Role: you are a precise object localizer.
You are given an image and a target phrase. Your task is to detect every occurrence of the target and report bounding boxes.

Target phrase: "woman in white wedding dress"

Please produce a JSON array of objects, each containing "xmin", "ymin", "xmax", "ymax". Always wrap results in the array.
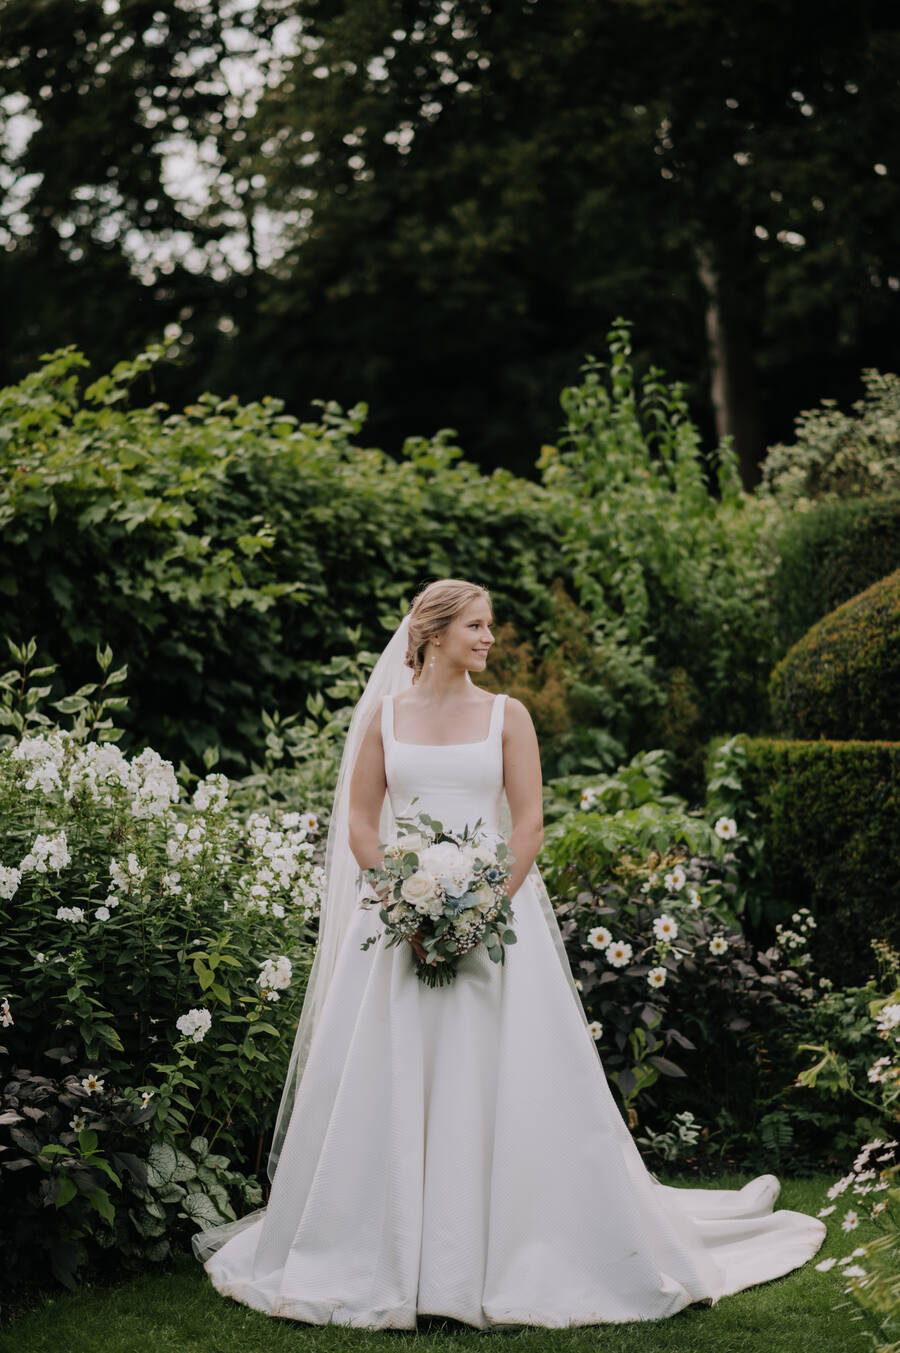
[{"xmin": 193, "ymin": 578, "xmax": 825, "ymax": 1328}]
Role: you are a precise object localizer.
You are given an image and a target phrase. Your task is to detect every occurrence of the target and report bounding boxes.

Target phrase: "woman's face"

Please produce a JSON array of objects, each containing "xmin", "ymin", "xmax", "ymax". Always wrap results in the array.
[{"xmin": 435, "ymin": 596, "xmax": 495, "ymax": 673}]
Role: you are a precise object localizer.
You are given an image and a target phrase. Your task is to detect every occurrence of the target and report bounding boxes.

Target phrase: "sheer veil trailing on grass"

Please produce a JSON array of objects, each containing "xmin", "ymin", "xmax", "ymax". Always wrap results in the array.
[{"xmin": 193, "ymin": 610, "xmax": 588, "ymax": 1265}]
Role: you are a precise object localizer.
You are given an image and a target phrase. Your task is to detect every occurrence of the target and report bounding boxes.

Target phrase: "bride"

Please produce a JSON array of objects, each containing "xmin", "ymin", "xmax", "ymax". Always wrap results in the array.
[{"xmin": 193, "ymin": 577, "xmax": 826, "ymax": 1328}]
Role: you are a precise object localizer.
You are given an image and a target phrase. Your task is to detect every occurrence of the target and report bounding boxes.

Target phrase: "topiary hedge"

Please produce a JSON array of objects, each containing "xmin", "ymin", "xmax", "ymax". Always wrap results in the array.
[
  {"xmin": 732, "ymin": 736, "xmax": 900, "ymax": 984},
  {"xmin": 771, "ymin": 494, "xmax": 900, "ymax": 649},
  {"xmin": 768, "ymin": 571, "xmax": 900, "ymax": 740}
]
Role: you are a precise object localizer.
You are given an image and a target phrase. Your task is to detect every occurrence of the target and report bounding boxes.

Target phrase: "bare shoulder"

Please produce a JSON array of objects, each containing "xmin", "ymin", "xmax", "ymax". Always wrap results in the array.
[{"xmin": 501, "ymin": 695, "xmax": 536, "ymax": 734}]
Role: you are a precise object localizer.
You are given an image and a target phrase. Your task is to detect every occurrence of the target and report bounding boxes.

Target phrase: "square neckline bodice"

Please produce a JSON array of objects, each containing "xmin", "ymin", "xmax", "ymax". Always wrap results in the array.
[{"xmin": 385, "ymin": 691, "xmax": 506, "ymax": 749}]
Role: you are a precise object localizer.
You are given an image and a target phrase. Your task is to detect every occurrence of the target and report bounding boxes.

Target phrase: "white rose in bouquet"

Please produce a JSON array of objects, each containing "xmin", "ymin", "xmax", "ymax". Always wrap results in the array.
[
  {"xmin": 473, "ymin": 882, "xmax": 496, "ymax": 913},
  {"xmin": 420, "ymin": 842, "xmax": 478, "ymax": 897},
  {"xmin": 400, "ymin": 871, "xmax": 440, "ymax": 913},
  {"xmin": 399, "ymin": 832, "xmax": 431, "ymax": 853}
]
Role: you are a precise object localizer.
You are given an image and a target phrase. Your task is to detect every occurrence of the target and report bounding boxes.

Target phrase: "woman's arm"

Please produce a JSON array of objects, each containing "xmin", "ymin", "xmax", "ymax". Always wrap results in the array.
[
  {"xmin": 348, "ymin": 702, "xmax": 427, "ymax": 961},
  {"xmin": 501, "ymin": 696, "xmax": 544, "ymax": 900},
  {"xmin": 348, "ymin": 706, "xmax": 388, "ymax": 871}
]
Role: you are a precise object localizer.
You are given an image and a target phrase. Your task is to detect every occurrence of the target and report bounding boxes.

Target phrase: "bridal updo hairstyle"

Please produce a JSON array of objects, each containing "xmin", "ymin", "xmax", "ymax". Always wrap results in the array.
[{"xmin": 405, "ymin": 579, "xmax": 492, "ymax": 684}]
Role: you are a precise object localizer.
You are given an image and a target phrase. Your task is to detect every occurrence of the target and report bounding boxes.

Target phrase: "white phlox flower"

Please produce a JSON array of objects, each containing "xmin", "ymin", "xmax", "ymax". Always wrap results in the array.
[
  {"xmin": 94, "ymin": 905, "xmax": 111, "ymax": 921},
  {"xmin": 20, "ymin": 831, "xmax": 71, "ymax": 874},
  {"xmin": 257, "ymin": 955, "xmax": 293, "ymax": 1002},
  {"xmin": 192, "ymin": 772, "xmax": 229, "ymax": 812},
  {"xmin": 0, "ymin": 864, "xmax": 21, "ymax": 900},
  {"xmin": 129, "ymin": 747, "xmax": 180, "ymax": 818},
  {"xmin": 176, "ymin": 1007, "xmax": 212, "ymax": 1042},
  {"xmin": 875, "ymin": 1003, "xmax": 900, "ymax": 1037},
  {"xmin": 56, "ymin": 906, "xmax": 86, "ymax": 922}
]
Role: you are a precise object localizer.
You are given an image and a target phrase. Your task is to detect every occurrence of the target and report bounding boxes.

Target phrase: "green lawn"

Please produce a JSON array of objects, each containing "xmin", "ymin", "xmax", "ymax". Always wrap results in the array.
[{"xmin": 1, "ymin": 1175, "xmax": 877, "ymax": 1353}]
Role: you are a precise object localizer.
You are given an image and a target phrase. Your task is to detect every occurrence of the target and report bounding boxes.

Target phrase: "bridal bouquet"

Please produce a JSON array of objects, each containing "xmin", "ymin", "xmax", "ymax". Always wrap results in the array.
[{"xmin": 359, "ymin": 809, "xmax": 516, "ymax": 987}]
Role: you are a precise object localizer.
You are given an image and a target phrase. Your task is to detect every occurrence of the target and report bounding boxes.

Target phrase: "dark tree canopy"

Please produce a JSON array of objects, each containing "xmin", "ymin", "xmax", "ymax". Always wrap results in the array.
[{"xmin": 2, "ymin": 0, "xmax": 899, "ymax": 482}]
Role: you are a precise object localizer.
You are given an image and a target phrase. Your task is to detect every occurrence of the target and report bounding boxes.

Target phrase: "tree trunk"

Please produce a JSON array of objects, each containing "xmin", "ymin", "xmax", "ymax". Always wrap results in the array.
[{"xmin": 695, "ymin": 241, "xmax": 765, "ymax": 491}]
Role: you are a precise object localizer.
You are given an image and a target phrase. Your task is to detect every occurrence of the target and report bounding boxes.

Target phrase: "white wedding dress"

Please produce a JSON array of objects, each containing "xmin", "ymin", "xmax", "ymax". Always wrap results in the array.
[{"xmin": 197, "ymin": 692, "xmax": 826, "ymax": 1328}]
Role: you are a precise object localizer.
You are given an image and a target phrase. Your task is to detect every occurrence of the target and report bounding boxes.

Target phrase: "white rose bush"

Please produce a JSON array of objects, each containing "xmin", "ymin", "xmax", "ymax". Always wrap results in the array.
[
  {"xmin": 0, "ymin": 641, "xmax": 323, "ymax": 1288},
  {"xmin": 359, "ymin": 809, "xmax": 515, "ymax": 987}
]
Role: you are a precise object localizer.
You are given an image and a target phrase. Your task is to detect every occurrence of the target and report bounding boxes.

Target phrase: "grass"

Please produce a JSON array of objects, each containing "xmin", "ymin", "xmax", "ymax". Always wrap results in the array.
[{"xmin": 1, "ymin": 1174, "xmax": 880, "ymax": 1353}]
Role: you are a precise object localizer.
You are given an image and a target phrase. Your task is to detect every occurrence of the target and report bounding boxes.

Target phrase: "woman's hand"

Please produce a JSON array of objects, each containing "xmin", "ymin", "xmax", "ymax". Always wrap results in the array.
[{"xmin": 407, "ymin": 929, "xmax": 428, "ymax": 963}]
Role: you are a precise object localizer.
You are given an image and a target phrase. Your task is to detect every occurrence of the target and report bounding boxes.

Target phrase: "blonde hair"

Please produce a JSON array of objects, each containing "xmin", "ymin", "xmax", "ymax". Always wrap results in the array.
[{"xmin": 405, "ymin": 579, "xmax": 492, "ymax": 684}]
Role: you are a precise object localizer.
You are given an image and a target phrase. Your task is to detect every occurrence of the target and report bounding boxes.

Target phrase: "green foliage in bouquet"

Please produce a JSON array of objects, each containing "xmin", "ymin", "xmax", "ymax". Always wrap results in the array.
[{"xmin": 768, "ymin": 571, "xmax": 900, "ymax": 741}]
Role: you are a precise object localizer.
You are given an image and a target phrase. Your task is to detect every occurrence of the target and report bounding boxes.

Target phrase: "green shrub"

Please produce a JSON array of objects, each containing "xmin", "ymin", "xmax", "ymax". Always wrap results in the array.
[
  {"xmin": 722, "ymin": 735, "xmax": 900, "ymax": 985},
  {"xmin": 768, "ymin": 571, "xmax": 900, "ymax": 740},
  {"xmin": 0, "ymin": 327, "xmax": 780, "ymax": 779},
  {"xmin": 759, "ymin": 367, "xmax": 900, "ymax": 505},
  {"xmin": 0, "ymin": 641, "xmax": 320, "ymax": 1181},
  {"xmin": 772, "ymin": 494, "xmax": 900, "ymax": 649},
  {"xmin": 539, "ymin": 758, "xmax": 812, "ymax": 1159}
]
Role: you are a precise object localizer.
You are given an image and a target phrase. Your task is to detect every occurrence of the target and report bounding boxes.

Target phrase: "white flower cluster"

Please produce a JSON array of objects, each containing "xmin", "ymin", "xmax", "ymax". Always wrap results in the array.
[
  {"xmin": 21, "ymin": 831, "xmax": 71, "ymax": 874},
  {"xmin": 0, "ymin": 864, "xmax": 21, "ymax": 900},
  {"xmin": 10, "ymin": 733, "xmax": 179, "ymax": 819},
  {"xmin": 1, "ymin": 996, "xmax": 12, "ymax": 1028},
  {"xmin": 110, "ymin": 852, "xmax": 146, "ymax": 891},
  {"xmin": 237, "ymin": 812, "xmax": 321, "ymax": 919},
  {"xmin": 166, "ymin": 820, "xmax": 207, "ymax": 865},
  {"xmin": 175, "ymin": 1007, "xmax": 212, "ymax": 1043},
  {"xmin": 11, "ymin": 732, "xmax": 66, "ymax": 794},
  {"xmin": 823, "ymin": 1137, "xmax": 898, "ymax": 1217},
  {"xmin": 774, "ymin": 908, "xmax": 816, "ymax": 964},
  {"xmin": 257, "ymin": 955, "xmax": 293, "ymax": 1001},
  {"xmin": 585, "ymin": 926, "xmax": 633, "ymax": 970},
  {"xmin": 192, "ymin": 773, "xmax": 229, "ymax": 813},
  {"xmin": 875, "ymin": 1002, "xmax": 900, "ymax": 1038},
  {"xmin": 126, "ymin": 748, "xmax": 180, "ymax": 819},
  {"xmin": 56, "ymin": 906, "xmax": 86, "ymax": 922}
]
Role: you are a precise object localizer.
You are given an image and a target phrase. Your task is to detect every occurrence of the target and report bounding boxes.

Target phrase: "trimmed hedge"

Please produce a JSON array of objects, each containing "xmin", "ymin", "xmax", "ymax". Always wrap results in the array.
[
  {"xmin": 735, "ymin": 735, "xmax": 900, "ymax": 984},
  {"xmin": 772, "ymin": 493, "xmax": 900, "ymax": 648},
  {"xmin": 768, "ymin": 571, "xmax": 900, "ymax": 740}
]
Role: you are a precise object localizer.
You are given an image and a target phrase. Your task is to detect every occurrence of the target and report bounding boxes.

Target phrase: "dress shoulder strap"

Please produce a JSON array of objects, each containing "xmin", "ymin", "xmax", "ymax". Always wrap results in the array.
[
  {"xmin": 489, "ymin": 692, "xmax": 508, "ymax": 740},
  {"xmin": 381, "ymin": 694, "xmax": 394, "ymax": 745}
]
